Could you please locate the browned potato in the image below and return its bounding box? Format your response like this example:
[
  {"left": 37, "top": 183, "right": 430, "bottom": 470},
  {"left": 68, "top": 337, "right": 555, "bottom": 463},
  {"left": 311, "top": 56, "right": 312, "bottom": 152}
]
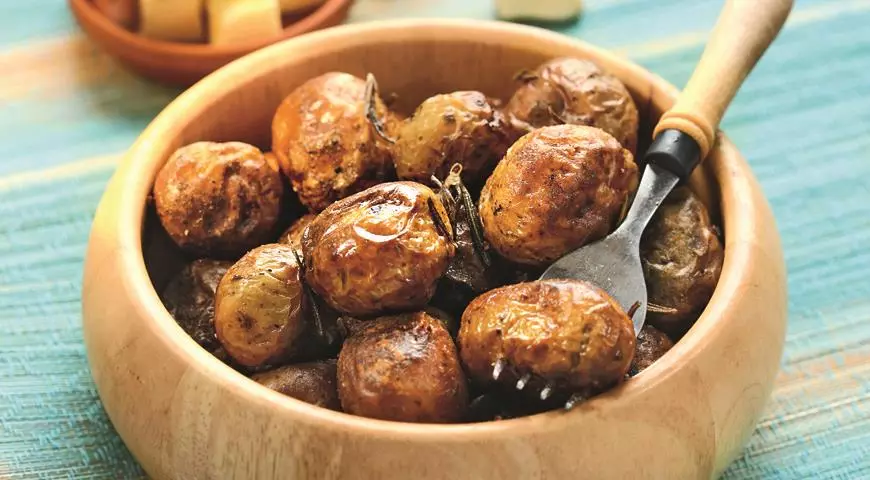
[
  {"left": 337, "top": 311, "right": 468, "bottom": 423},
  {"left": 629, "top": 325, "right": 674, "bottom": 376},
  {"left": 504, "top": 57, "right": 640, "bottom": 153},
  {"left": 394, "top": 91, "right": 511, "bottom": 185},
  {"left": 161, "top": 259, "right": 233, "bottom": 353},
  {"left": 214, "top": 243, "right": 333, "bottom": 368},
  {"left": 271, "top": 72, "right": 400, "bottom": 212},
  {"left": 458, "top": 279, "right": 635, "bottom": 396},
  {"left": 153, "top": 141, "right": 284, "bottom": 258},
  {"left": 252, "top": 359, "right": 341, "bottom": 411},
  {"left": 478, "top": 124, "right": 638, "bottom": 266},
  {"left": 277, "top": 213, "right": 316, "bottom": 252},
  {"left": 302, "top": 181, "right": 455, "bottom": 317},
  {"left": 640, "top": 186, "right": 724, "bottom": 337}
]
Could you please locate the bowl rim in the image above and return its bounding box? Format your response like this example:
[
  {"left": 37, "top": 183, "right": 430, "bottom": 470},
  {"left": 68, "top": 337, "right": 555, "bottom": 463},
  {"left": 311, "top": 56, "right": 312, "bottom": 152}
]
[
  {"left": 104, "top": 18, "right": 754, "bottom": 441},
  {"left": 68, "top": 0, "right": 354, "bottom": 58}
]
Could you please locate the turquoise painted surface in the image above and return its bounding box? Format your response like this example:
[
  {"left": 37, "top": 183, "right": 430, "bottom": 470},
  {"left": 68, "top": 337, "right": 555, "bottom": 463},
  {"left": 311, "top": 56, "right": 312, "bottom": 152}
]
[{"left": 1, "top": 0, "right": 869, "bottom": 478}]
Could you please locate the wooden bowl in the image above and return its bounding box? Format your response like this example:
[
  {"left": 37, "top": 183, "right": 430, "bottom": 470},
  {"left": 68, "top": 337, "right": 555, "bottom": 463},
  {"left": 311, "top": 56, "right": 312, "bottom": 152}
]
[
  {"left": 68, "top": 0, "right": 353, "bottom": 86},
  {"left": 81, "top": 19, "right": 787, "bottom": 479}
]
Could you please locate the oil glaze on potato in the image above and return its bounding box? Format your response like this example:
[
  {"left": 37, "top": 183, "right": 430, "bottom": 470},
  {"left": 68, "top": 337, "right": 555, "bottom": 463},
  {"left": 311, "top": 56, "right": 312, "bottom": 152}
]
[
  {"left": 394, "top": 91, "right": 511, "bottom": 184},
  {"left": 215, "top": 243, "right": 313, "bottom": 368},
  {"left": 252, "top": 359, "right": 341, "bottom": 411},
  {"left": 161, "top": 259, "right": 233, "bottom": 353},
  {"left": 629, "top": 325, "right": 674, "bottom": 376},
  {"left": 277, "top": 213, "right": 316, "bottom": 252},
  {"left": 302, "top": 181, "right": 455, "bottom": 317},
  {"left": 641, "top": 186, "right": 724, "bottom": 336},
  {"left": 153, "top": 141, "right": 284, "bottom": 258},
  {"left": 458, "top": 279, "right": 635, "bottom": 395},
  {"left": 479, "top": 124, "right": 638, "bottom": 266},
  {"left": 271, "top": 72, "right": 400, "bottom": 212},
  {"left": 337, "top": 311, "right": 468, "bottom": 423},
  {"left": 504, "top": 57, "right": 640, "bottom": 153}
]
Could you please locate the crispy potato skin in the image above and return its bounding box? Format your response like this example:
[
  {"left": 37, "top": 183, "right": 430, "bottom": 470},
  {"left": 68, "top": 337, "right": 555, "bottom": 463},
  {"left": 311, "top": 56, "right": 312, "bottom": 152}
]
[
  {"left": 458, "top": 279, "right": 635, "bottom": 393},
  {"left": 641, "top": 187, "right": 724, "bottom": 336},
  {"left": 161, "top": 259, "right": 233, "bottom": 353},
  {"left": 153, "top": 142, "right": 284, "bottom": 258},
  {"left": 337, "top": 311, "right": 468, "bottom": 423},
  {"left": 504, "top": 57, "right": 640, "bottom": 154},
  {"left": 271, "top": 72, "right": 399, "bottom": 212},
  {"left": 629, "top": 325, "right": 674, "bottom": 376},
  {"left": 252, "top": 360, "right": 341, "bottom": 411},
  {"left": 302, "top": 181, "right": 455, "bottom": 317},
  {"left": 479, "top": 125, "right": 638, "bottom": 266},
  {"left": 394, "top": 91, "right": 511, "bottom": 184},
  {"left": 214, "top": 243, "right": 309, "bottom": 367},
  {"left": 277, "top": 213, "right": 316, "bottom": 252}
]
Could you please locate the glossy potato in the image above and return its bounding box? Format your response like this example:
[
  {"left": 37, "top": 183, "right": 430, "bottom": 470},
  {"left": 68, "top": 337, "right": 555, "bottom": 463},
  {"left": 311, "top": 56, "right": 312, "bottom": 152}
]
[
  {"left": 337, "top": 311, "right": 468, "bottom": 423},
  {"left": 394, "top": 91, "right": 511, "bottom": 185},
  {"left": 214, "top": 243, "right": 323, "bottom": 368},
  {"left": 504, "top": 57, "right": 640, "bottom": 153},
  {"left": 277, "top": 213, "right": 316, "bottom": 252},
  {"left": 271, "top": 72, "right": 400, "bottom": 212},
  {"left": 161, "top": 259, "right": 233, "bottom": 353},
  {"left": 252, "top": 359, "right": 341, "bottom": 411},
  {"left": 629, "top": 325, "right": 674, "bottom": 376},
  {"left": 302, "top": 181, "right": 455, "bottom": 317},
  {"left": 458, "top": 279, "right": 635, "bottom": 395},
  {"left": 641, "top": 187, "right": 724, "bottom": 337},
  {"left": 479, "top": 124, "right": 638, "bottom": 266},
  {"left": 153, "top": 141, "right": 284, "bottom": 258}
]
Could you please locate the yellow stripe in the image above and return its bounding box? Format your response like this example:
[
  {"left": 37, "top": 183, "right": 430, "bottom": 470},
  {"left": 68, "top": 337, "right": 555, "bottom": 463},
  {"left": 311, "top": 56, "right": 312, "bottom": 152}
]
[{"left": 0, "top": 154, "right": 121, "bottom": 192}]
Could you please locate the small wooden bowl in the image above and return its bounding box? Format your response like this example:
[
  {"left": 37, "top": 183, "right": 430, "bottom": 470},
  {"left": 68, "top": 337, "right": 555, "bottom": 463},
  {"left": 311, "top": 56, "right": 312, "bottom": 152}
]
[
  {"left": 81, "top": 19, "right": 787, "bottom": 479},
  {"left": 68, "top": 0, "right": 353, "bottom": 86}
]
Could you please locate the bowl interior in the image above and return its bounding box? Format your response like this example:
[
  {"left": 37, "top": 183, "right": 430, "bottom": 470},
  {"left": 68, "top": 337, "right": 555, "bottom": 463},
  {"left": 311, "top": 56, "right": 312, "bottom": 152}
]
[{"left": 138, "top": 21, "right": 723, "bottom": 415}]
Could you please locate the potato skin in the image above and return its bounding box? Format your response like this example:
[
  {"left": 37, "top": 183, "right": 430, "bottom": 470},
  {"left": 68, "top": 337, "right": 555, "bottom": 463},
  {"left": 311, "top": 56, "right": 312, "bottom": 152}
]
[
  {"left": 458, "top": 279, "right": 635, "bottom": 393},
  {"left": 215, "top": 244, "right": 313, "bottom": 367},
  {"left": 641, "top": 187, "right": 724, "bottom": 337},
  {"left": 153, "top": 141, "right": 284, "bottom": 258},
  {"left": 505, "top": 57, "right": 640, "bottom": 153},
  {"left": 629, "top": 325, "right": 674, "bottom": 376},
  {"left": 277, "top": 213, "right": 316, "bottom": 252},
  {"left": 479, "top": 124, "right": 638, "bottom": 266},
  {"left": 252, "top": 360, "right": 341, "bottom": 411},
  {"left": 302, "top": 181, "right": 455, "bottom": 317},
  {"left": 337, "top": 311, "right": 468, "bottom": 423},
  {"left": 271, "top": 72, "right": 399, "bottom": 212},
  {"left": 394, "top": 91, "right": 511, "bottom": 184},
  {"left": 161, "top": 259, "right": 233, "bottom": 353}
]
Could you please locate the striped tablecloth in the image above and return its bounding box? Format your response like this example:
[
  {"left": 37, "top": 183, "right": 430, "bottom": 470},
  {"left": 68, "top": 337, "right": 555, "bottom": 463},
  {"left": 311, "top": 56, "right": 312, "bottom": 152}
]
[{"left": 2, "top": 0, "right": 869, "bottom": 478}]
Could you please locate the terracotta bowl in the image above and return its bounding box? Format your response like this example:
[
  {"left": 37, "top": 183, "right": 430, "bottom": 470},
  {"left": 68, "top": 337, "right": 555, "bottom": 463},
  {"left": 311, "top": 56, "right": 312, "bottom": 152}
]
[
  {"left": 68, "top": 0, "right": 353, "bottom": 86},
  {"left": 81, "top": 19, "right": 787, "bottom": 479}
]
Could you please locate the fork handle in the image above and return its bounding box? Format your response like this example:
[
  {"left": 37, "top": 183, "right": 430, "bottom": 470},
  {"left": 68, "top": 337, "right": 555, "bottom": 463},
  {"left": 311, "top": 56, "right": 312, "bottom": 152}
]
[{"left": 652, "top": 0, "right": 793, "bottom": 167}]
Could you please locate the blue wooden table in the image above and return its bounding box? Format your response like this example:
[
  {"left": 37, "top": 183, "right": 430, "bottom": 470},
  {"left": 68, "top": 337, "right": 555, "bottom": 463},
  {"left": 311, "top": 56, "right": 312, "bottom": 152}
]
[{"left": 1, "top": 0, "right": 869, "bottom": 478}]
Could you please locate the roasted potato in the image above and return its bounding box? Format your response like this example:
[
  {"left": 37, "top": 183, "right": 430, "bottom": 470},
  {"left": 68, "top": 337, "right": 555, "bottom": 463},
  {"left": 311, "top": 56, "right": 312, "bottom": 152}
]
[
  {"left": 478, "top": 124, "right": 638, "bottom": 266},
  {"left": 252, "top": 359, "right": 341, "bottom": 411},
  {"left": 302, "top": 181, "right": 455, "bottom": 317},
  {"left": 640, "top": 187, "right": 724, "bottom": 337},
  {"left": 458, "top": 279, "right": 635, "bottom": 397},
  {"left": 629, "top": 325, "right": 674, "bottom": 376},
  {"left": 214, "top": 243, "right": 335, "bottom": 368},
  {"left": 504, "top": 57, "right": 640, "bottom": 153},
  {"left": 271, "top": 72, "right": 400, "bottom": 212},
  {"left": 153, "top": 141, "right": 284, "bottom": 258},
  {"left": 337, "top": 311, "right": 468, "bottom": 423},
  {"left": 161, "top": 259, "right": 233, "bottom": 353},
  {"left": 394, "top": 91, "right": 511, "bottom": 185},
  {"left": 277, "top": 213, "right": 316, "bottom": 252}
]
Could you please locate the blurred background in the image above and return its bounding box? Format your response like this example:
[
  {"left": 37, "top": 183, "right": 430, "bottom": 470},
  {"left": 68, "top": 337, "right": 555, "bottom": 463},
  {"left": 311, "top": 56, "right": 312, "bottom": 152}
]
[{"left": 1, "top": 0, "right": 869, "bottom": 478}]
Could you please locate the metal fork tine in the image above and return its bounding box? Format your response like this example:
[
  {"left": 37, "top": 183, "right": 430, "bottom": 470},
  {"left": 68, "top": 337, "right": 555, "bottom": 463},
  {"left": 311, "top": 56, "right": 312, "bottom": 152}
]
[
  {"left": 516, "top": 373, "right": 531, "bottom": 390},
  {"left": 492, "top": 358, "right": 506, "bottom": 381}
]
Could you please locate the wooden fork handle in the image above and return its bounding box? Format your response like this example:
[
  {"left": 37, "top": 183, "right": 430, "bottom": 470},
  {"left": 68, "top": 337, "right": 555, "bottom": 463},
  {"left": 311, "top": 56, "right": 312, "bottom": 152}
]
[{"left": 653, "top": 0, "right": 793, "bottom": 159}]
